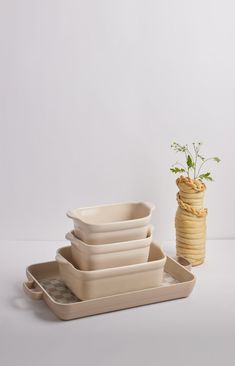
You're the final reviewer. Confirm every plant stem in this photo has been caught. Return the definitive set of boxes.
[196,157,214,178]
[193,143,199,179]
[184,151,189,177]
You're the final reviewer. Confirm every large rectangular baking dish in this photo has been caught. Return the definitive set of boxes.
[66,226,153,270]
[56,243,166,300]
[67,201,155,244]
[23,256,196,321]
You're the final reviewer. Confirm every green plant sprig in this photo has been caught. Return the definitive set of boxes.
[170,142,220,181]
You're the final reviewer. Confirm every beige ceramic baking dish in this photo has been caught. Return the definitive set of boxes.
[66,201,155,244]
[56,242,166,300]
[66,226,153,270]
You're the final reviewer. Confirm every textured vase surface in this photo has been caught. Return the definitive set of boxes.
[175,176,207,266]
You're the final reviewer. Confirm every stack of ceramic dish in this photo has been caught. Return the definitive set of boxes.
[56,202,166,300]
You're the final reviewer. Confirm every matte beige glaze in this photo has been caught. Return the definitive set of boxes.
[173,256,192,271]
[56,242,166,300]
[23,257,196,320]
[67,202,155,244]
[175,178,207,266]
[66,226,153,270]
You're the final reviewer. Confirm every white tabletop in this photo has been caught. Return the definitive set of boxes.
[1,240,234,366]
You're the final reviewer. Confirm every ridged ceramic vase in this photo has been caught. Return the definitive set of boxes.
[175,176,208,266]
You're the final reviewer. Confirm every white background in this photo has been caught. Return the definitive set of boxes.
[1,3,235,366]
[1,1,235,241]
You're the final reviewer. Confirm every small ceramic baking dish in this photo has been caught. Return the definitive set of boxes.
[56,242,166,300]
[65,226,153,270]
[66,201,155,244]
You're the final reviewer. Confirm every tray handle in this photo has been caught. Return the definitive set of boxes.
[23,280,43,300]
[174,256,192,271]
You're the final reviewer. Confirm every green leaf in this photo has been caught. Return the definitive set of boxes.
[199,172,213,181]
[170,167,185,174]
[187,155,194,168]
[213,157,221,163]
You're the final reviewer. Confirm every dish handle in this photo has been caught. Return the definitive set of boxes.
[23,280,43,300]
[66,210,77,220]
[55,252,70,265]
[145,202,155,212]
[65,231,75,242]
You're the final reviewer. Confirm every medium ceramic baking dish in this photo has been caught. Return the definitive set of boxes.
[56,242,166,300]
[66,201,155,244]
[65,226,153,270]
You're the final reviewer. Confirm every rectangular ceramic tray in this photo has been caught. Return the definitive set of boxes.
[23,256,196,320]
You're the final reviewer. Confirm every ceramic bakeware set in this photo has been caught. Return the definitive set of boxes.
[23,202,196,320]
[66,228,153,271]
